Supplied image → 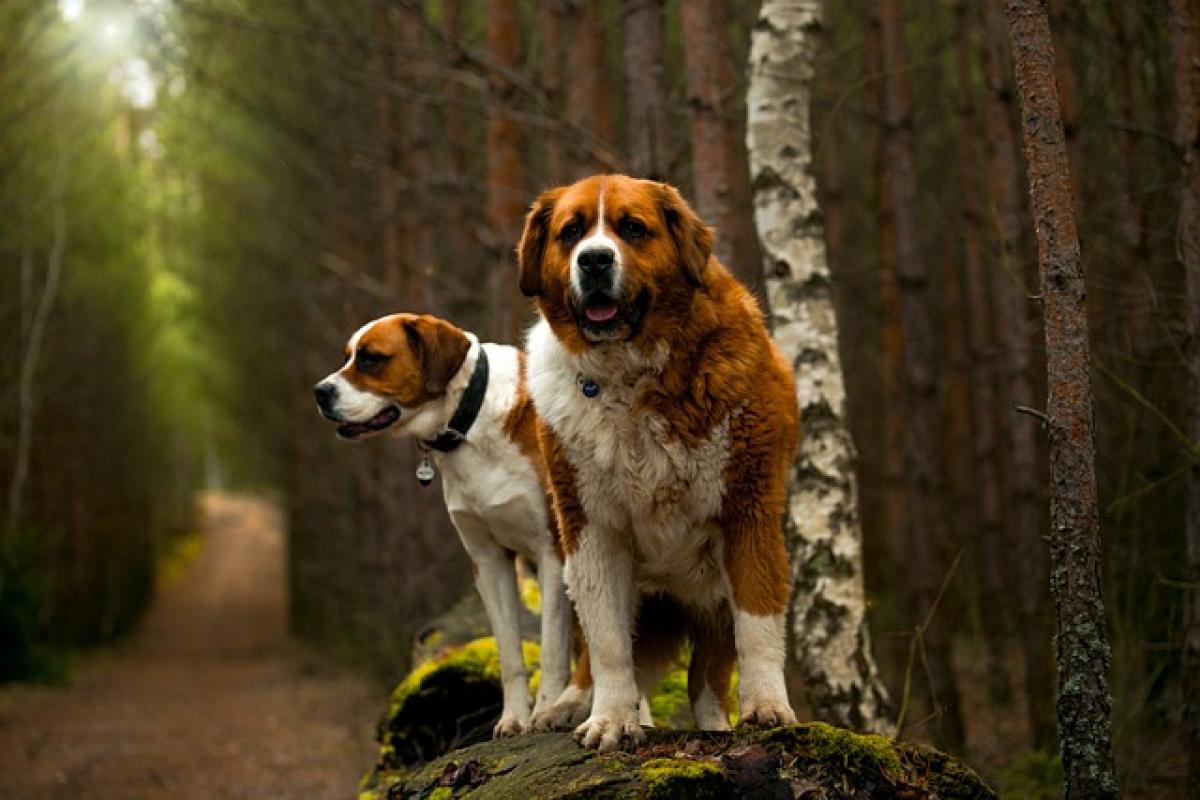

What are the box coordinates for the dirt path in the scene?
[0,493,381,800]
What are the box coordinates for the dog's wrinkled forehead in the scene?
[552,176,660,232]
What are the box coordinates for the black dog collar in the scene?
[423,346,489,453]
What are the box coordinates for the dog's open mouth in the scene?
[336,405,401,440]
[575,291,648,341]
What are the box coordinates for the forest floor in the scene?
[0,493,380,800]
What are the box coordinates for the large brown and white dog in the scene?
[517,175,800,752]
[312,314,583,737]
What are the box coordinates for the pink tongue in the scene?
[585,303,619,323]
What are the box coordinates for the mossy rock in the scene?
[361,724,997,799]
[379,637,542,769]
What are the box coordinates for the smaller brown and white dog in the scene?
[312,313,581,737]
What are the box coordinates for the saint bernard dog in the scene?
[312,313,588,737]
[517,174,800,752]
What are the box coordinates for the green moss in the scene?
[637,757,726,799]
[388,637,542,715]
[801,721,904,778]
[427,788,453,800]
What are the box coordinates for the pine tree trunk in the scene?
[485,0,525,342]
[440,0,479,317]
[1171,0,1200,792]
[878,0,964,751]
[622,0,667,180]
[565,1,612,175]
[375,2,403,299]
[540,0,567,184]
[1004,2,1118,797]
[954,0,1012,708]
[981,0,1057,750]
[399,6,436,311]
[681,0,764,301]
[746,0,894,735]
[863,4,910,602]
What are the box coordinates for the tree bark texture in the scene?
[374,3,403,300]
[982,0,1057,749]
[954,0,1012,708]
[1005,2,1119,797]
[1171,0,1200,792]
[877,0,964,751]
[565,0,613,175]
[622,0,668,180]
[681,0,765,304]
[540,0,567,184]
[485,0,526,343]
[746,0,893,735]
[863,4,909,601]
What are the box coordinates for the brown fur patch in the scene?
[341,314,471,406]
[687,608,737,714]
[535,419,587,556]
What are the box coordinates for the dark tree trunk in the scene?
[1172,0,1200,793]
[680,0,764,301]
[440,0,480,319]
[622,0,667,180]
[1110,0,1148,342]
[865,1,909,600]
[982,0,1056,750]
[485,0,526,342]
[954,0,1011,708]
[540,0,567,184]
[1005,2,1119,797]
[565,1,613,175]
[878,0,964,751]
[399,6,436,312]
[374,2,403,301]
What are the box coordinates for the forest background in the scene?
[0,0,1195,796]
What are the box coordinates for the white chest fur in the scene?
[435,344,551,560]
[525,320,731,608]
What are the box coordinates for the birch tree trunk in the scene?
[1171,0,1200,791]
[746,0,893,735]
[1005,1,1118,796]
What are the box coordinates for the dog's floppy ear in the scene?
[403,315,471,396]
[657,182,713,288]
[516,187,564,297]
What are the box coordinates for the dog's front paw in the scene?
[493,714,526,738]
[738,697,797,728]
[573,710,645,752]
[530,686,592,731]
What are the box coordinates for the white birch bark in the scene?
[746,0,894,734]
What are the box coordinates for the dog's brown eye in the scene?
[356,350,388,371]
[560,220,583,245]
[618,218,646,241]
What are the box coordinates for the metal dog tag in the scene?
[415,455,436,486]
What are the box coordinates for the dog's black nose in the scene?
[577,247,615,276]
[313,382,336,413]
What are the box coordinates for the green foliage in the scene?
[0,1,204,677]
